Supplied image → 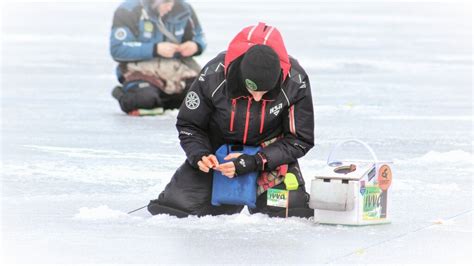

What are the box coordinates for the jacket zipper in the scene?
[242,97,252,144]
[229,98,237,132]
[259,100,267,134]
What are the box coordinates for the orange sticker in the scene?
[377,165,392,190]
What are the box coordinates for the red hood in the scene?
[224,22,291,80]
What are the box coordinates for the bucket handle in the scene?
[327,139,378,166]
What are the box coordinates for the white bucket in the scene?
[310,139,393,225]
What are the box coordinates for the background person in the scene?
[109,0,206,115]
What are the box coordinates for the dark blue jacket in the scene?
[110,0,206,64]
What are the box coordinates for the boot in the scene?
[111,85,124,100]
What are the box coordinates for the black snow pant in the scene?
[117,78,194,113]
[148,161,313,218]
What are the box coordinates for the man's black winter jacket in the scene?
[176,52,314,171]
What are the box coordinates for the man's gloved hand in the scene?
[215,152,267,178]
[233,152,267,176]
[233,154,258,176]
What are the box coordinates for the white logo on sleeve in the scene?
[269,103,283,116]
[185,91,200,110]
[114,28,127,41]
[239,158,246,168]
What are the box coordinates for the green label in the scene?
[245,79,258,91]
[267,188,288,208]
[363,186,382,220]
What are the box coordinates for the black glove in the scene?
[233,153,266,176]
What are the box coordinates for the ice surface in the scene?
[1,0,472,264]
[74,205,129,220]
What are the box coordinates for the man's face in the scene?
[153,0,175,17]
[247,89,267,102]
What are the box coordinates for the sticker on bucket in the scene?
[363,186,382,220]
[363,185,389,220]
[377,164,392,191]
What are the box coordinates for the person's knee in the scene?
[150,161,213,216]
[118,81,161,112]
[149,161,246,217]
[198,204,244,216]
[147,199,191,218]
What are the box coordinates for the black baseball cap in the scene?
[240,45,281,92]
